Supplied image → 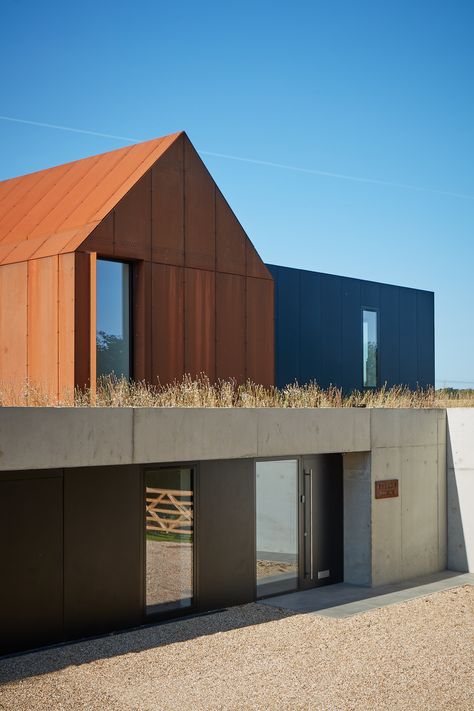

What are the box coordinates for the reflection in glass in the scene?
[145,467,193,614]
[363,309,378,388]
[256,460,298,596]
[96,259,131,379]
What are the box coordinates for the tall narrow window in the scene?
[145,467,194,614]
[363,309,378,388]
[96,259,131,379]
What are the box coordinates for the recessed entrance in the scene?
[256,455,343,598]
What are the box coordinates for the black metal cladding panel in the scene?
[275,265,300,385]
[300,269,321,385]
[0,472,63,654]
[379,284,400,386]
[320,274,343,388]
[416,290,435,388]
[399,289,419,388]
[266,264,435,391]
[342,279,362,392]
[64,465,143,638]
[197,459,255,612]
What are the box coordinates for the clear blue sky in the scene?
[1,1,473,387]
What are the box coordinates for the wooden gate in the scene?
[145,487,193,535]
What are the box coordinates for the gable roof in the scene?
[0,132,182,265]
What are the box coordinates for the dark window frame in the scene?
[96,257,134,381]
[142,462,198,622]
[361,306,379,389]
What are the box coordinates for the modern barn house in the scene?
[0,132,433,396]
[0,133,445,657]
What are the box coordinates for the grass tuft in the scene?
[0,375,473,408]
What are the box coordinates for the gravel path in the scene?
[0,585,473,711]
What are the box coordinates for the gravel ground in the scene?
[0,585,473,711]
[146,540,192,607]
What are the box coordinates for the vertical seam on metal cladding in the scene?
[26,260,29,395]
[298,268,302,385]
[57,254,60,401]
[244,237,248,382]
[182,136,186,376]
[62,468,65,641]
[214,184,217,382]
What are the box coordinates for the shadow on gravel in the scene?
[0,603,297,685]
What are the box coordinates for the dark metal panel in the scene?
[113,173,152,261]
[151,135,185,266]
[151,263,184,384]
[216,272,246,382]
[380,284,400,387]
[271,265,300,387]
[184,267,216,379]
[246,277,274,387]
[416,290,435,387]
[215,189,246,276]
[319,274,342,388]
[341,278,362,392]
[0,472,63,654]
[184,137,215,271]
[197,459,255,611]
[361,280,380,310]
[300,269,322,386]
[399,289,418,388]
[64,465,143,638]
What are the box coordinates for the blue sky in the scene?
[1,1,473,387]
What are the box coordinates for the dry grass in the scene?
[0,375,473,408]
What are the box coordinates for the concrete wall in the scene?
[447,409,474,572]
[370,409,447,585]
[0,407,371,472]
[343,452,372,585]
[0,406,448,588]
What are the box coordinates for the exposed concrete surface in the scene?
[0,586,472,711]
[447,409,474,572]
[261,570,472,616]
[343,452,371,585]
[370,409,447,586]
[0,406,371,471]
[0,408,134,471]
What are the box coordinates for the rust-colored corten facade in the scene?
[0,132,274,399]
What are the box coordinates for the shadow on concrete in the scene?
[0,603,297,685]
[260,570,473,615]
[446,420,469,572]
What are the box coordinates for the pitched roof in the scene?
[0,132,182,265]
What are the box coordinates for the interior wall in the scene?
[82,133,274,388]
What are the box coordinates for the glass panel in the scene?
[256,460,299,596]
[145,467,193,614]
[363,309,378,388]
[96,259,131,379]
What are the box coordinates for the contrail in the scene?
[1,114,473,201]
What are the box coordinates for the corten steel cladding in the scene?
[0,132,275,397]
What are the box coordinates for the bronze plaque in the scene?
[375,479,399,499]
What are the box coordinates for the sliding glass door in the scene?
[145,467,194,614]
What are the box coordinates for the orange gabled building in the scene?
[0,132,274,400]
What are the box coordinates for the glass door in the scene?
[145,466,194,615]
[256,459,299,597]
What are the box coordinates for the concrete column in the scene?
[343,452,371,585]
